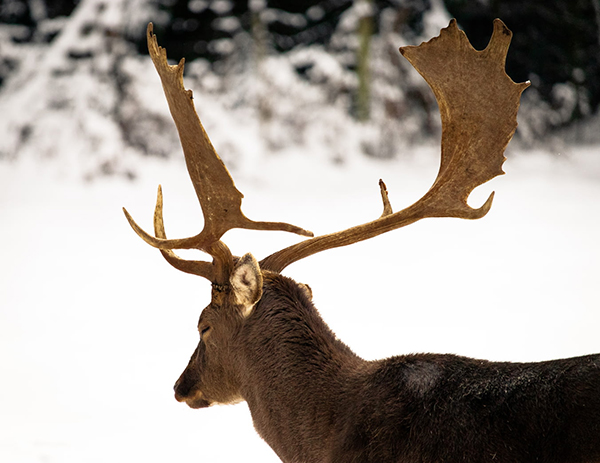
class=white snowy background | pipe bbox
[1,1,599,462]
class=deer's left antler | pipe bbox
[123,23,312,283]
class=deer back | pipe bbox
[330,353,600,462]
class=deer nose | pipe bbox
[173,371,192,402]
[174,390,186,403]
[174,375,190,402]
[174,381,211,409]
[174,385,184,403]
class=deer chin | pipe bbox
[185,397,211,409]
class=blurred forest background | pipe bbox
[1,4,599,461]
[0,0,599,178]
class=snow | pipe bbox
[1,1,599,461]
[1,143,599,463]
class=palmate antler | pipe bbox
[124,19,529,282]
[260,19,530,272]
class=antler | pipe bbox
[123,23,312,283]
[125,19,528,282]
[259,19,530,273]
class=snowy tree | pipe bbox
[0,0,179,177]
[1,0,598,178]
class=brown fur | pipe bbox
[174,257,600,463]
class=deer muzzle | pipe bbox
[174,386,211,409]
[174,371,211,409]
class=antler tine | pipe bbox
[260,19,529,274]
[152,186,216,281]
[122,187,218,280]
[379,180,393,218]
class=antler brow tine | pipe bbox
[152,186,216,280]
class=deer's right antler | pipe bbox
[260,19,530,273]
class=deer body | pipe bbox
[240,272,360,462]
[176,263,600,463]
[124,18,600,463]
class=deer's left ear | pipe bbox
[231,253,263,315]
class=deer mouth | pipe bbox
[175,389,211,409]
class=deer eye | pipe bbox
[200,326,211,340]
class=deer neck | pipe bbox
[237,273,364,462]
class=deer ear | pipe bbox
[299,283,313,301]
[230,253,263,315]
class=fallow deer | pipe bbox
[124,20,600,463]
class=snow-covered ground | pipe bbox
[1,143,599,462]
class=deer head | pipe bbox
[171,253,263,408]
[124,19,529,410]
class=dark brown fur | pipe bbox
[174,258,600,463]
